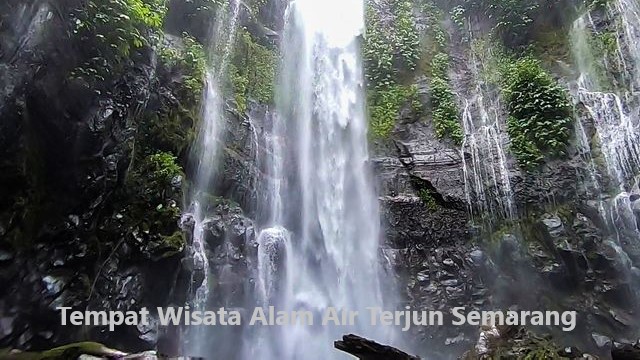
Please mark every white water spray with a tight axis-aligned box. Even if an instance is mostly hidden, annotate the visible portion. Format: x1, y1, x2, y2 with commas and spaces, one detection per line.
459, 34, 515, 224
245, 0, 397, 358
182, 0, 241, 355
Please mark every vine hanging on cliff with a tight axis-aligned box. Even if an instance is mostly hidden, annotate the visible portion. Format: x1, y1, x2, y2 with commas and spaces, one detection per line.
422, 1, 463, 145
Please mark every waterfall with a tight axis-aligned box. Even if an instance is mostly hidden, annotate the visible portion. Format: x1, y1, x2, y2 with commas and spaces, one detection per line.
571, 0, 640, 186
569, 0, 640, 279
459, 35, 515, 225
182, 0, 241, 355
244, 0, 397, 358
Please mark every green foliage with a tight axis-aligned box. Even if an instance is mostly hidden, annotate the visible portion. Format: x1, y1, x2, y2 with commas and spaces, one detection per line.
364, 0, 421, 138
457, 0, 541, 47
369, 85, 420, 138
431, 52, 450, 78
450, 5, 466, 30
145, 152, 183, 185
430, 77, 464, 145
140, 36, 204, 158
502, 58, 573, 168
139, 107, 198, 157
418, 189, 438, 211
71, 0, 167, 83
422, 2, 448, 52
159, 34, 207, 105
590, 30, 618, 60
364, 5, 396, 88
419, 8, 464, 145
391, 0, 421, 71
229, 29, 278, 113
363, 0, 420, 88
115, 152, 184, 257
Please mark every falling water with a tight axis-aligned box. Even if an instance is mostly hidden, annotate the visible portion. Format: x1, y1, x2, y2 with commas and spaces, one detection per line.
460, 36, 515, 224
244, 0, 396, 358
182, 0, 241, 355
569, 0, 640, 273
571, 0, 640, 186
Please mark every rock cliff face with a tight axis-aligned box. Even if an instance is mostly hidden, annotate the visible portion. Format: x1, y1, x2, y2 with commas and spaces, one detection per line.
0, 0, 192, 351
376, 109, 640, 356
0, 0, 286, 353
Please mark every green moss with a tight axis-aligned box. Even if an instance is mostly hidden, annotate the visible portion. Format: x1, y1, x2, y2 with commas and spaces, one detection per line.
140, 35, 205, 158
533, 28, 570, 64
421, 11, 463, 145
159, 231, 186, 257
363, 0, 422, 137
368, 85, 420, 138
502, 57, 573, 169
418, 189, 438, 211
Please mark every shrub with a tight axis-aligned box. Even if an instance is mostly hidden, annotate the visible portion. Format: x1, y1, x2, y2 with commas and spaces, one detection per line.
159, 34, 207, 105
430, 77, 463, 145
364, 0, 421, 137
503, 58, 573, 168
421, 11, 463, 145
71, 0, 167, 83
369, 85, 420, 138
364, 0, 420, 88
229, 29, 278, 113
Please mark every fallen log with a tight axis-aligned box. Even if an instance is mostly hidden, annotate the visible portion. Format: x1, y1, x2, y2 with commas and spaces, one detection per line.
335, 334, 421, 360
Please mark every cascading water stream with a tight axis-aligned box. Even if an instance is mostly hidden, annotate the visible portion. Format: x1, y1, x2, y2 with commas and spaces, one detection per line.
182, 0, 241, 355
459, 33, 515, 225
569, 0, 640, 278
244, 0, 398, 358
571, 0, 640, 186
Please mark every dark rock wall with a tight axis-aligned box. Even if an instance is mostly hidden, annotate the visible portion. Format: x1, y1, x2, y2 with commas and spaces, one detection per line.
0, 0, 286, 353
0, 0, 191, 352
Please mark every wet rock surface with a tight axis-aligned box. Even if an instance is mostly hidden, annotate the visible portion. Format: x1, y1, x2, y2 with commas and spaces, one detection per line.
0, 0, 195, 352
335, 334, 421, 360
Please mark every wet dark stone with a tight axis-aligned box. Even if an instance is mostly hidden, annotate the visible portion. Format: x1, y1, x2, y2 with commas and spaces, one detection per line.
335, 334, 421, 360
